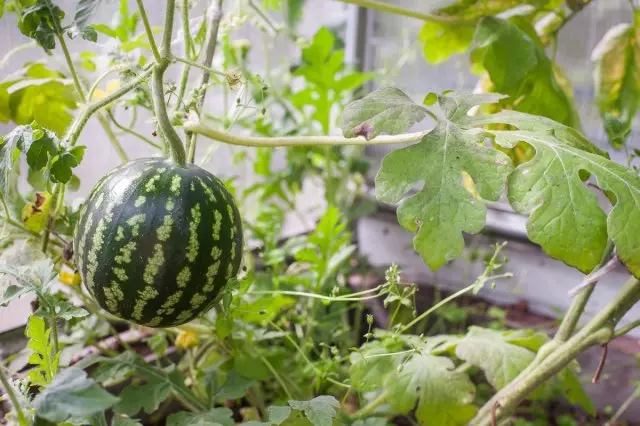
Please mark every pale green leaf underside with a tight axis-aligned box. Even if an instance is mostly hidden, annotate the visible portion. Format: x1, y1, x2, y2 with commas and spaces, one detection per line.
376, 93, 512, 270
339, 87, 428, 139
466, 111, 640, 276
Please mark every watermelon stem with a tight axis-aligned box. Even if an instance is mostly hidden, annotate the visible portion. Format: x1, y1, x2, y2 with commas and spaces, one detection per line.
147, 0, 188, 167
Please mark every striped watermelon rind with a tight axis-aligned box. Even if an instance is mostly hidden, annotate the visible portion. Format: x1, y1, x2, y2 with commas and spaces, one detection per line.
73, 158, 243, 327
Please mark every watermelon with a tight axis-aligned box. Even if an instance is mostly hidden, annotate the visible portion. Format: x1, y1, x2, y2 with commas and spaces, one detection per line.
73, 158, 243, 327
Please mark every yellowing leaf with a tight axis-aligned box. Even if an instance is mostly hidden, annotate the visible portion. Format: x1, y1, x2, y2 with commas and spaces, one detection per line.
21, 191, 52, 233
592, 22, 640, 148
419, 20, 475, 64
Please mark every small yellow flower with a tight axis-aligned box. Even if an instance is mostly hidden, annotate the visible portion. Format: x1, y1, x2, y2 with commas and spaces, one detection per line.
176, 330, 199, 349
59, 270, 82, 287
91, 79, 121, 101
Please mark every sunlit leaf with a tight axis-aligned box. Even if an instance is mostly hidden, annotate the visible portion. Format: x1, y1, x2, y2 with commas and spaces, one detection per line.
473, 17, 581, 129
467, 110, 640, 276
592, 22, 640, 148
340, 87, 429, 140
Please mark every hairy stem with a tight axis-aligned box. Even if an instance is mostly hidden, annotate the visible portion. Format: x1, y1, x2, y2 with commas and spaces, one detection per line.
351, 391, 390, 419
556, 240, 615, 342
184, 120, 427, 146
135, 0, 162, 62
107, 109, 162, 150
472, 276, 640, 425
96, 114, 129, 162
0, 367, 28, 426
614, 318, 640, 338
186, 0, 224, 163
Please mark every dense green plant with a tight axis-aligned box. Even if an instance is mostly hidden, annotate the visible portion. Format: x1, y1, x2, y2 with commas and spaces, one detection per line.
0, 1, 639, 426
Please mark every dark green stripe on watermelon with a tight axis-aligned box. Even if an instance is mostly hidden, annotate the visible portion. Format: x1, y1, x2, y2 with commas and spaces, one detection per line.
73, 158, 243, 327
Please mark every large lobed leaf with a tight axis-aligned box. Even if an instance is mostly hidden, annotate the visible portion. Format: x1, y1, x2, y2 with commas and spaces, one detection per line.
466, 110, 640, 277
592, 22, 640, 148
33, 367, 119, 423
343, 87, 640, 277
342, 89, 512, 270
418, 1, 559, 64
350, 337, 476, 426
455, 327, 536, 390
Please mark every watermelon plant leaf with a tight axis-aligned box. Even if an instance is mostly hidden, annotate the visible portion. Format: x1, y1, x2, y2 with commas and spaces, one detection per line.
49, 151, 80, 183
473, 17, 581, 129
213, 371, 255, 401
112, 415, 143, 426
455, 327, 535, 390
560, 368, 596, 416
420, 20, 476, 64
466, 110, 640, 276
32, 367, 119, 423
25, 130, 59, 171
386, 353, 477, 426
167, 408, 234, 426
25, 315, 59, 387
18, 2, 64, 52
114, 377, 172, 416
349, 340, 406, 391
72, 0, 103, 29
93, 352, 206, 411
288, 396, 340, 426
592, 22, 640, 148
266, 406, 291, 424
340, 87, 430, 140
371, 90, 512, 269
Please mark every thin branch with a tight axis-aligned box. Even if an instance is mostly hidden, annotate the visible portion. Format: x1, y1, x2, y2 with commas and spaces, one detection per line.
107, 109, 163, 150
591, 343, 608, 384
605, 387, 640, 426
88, 65, 131, 101
174, 0, 195, 113
174, 56, 227, 78
335, 0, 462, 23
135, 0, 162, 62
248, 0, 283, 34
491, 402, 500, 426
613, 319, 640, 338
186, 0, 224, 163
0, 42, 36, 69
66, 68, 154, 147
555, 240, 615, 342
568, 255, 620, 297
184, 120, 428, 147
0, 367, 29, 426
